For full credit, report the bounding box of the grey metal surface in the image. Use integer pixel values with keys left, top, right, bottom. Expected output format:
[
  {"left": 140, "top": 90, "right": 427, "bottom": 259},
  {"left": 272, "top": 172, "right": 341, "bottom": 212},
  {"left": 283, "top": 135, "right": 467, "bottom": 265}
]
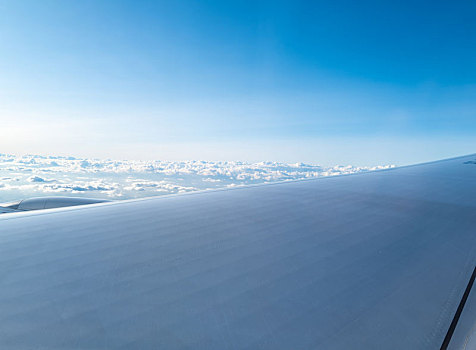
[
  {"left": 11, "top": 196, "right": 110, "bottom": 211},
  {"left": 0, "top": 206, "right": 17, "bottom": 214},
  {"left": 448, "top": 269, "right": 476, "bottom": 350},
  {"left": 0, "top": 154, "right": 476, "bottom": 349}
]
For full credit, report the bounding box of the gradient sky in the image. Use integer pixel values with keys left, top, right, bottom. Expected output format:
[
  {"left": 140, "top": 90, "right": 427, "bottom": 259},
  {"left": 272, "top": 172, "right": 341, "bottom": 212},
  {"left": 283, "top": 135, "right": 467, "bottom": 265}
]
[{"left": 1, "top": 0, "right": 475, "bottom": 165}]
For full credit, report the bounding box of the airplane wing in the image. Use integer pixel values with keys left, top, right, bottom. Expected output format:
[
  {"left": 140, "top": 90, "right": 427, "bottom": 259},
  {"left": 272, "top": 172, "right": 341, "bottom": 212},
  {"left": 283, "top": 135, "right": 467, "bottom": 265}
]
[{"left": 1, "top": 154, "right": 476, "bottom": 349}]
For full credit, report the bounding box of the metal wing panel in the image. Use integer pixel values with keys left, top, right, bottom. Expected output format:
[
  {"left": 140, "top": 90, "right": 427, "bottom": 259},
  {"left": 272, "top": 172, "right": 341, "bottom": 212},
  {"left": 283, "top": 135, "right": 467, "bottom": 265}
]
[
  {"left": 448, "top": 269, "right": 476, "bottom": 350},
  {"left": 0, "top": 155, "right": 476, "bottom": 349}
]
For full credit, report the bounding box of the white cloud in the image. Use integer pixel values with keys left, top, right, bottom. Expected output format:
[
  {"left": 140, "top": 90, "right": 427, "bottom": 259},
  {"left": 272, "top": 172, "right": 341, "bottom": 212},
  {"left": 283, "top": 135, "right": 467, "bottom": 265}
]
[
  {"left": 0, "top": 153, "right": 394, "bottom": 202},
  {"left": 202, "top": 178, "right": 221, "bottom": 182}
]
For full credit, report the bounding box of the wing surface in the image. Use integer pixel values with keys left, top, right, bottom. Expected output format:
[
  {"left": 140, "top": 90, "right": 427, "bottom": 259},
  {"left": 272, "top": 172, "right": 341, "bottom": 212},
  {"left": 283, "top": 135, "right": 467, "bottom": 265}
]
[{"left": 1, "top": 155, "right": 476, "bottom": 349}]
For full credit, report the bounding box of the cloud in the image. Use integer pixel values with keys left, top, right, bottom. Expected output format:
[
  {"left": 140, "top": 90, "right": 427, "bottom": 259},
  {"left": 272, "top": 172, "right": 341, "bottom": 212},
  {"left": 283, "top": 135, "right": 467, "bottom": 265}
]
[
  {"left": 28, "top": 176, "right": 50, "bottom": 183},
  {"left": 0, "top": 153, "right": 394, "bottom": 202},
  {"left": 123, "top": 179, "right": 197, "bottom": 194},
  {"left": 202, "top": 178, "right": 221, "bottom": 182}
]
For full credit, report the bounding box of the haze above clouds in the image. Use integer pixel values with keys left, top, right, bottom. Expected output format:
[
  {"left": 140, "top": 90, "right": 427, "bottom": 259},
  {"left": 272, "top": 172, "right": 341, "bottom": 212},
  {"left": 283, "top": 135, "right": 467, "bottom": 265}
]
[{"left": 0, "top": 154, "right": 393, "bottom": 203}]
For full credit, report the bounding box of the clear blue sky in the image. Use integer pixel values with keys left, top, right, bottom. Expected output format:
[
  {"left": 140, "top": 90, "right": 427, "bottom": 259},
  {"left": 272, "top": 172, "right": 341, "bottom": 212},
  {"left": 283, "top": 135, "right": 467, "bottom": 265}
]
[{"left": 0, "top": 0, "right": 475, "bottom": 165}]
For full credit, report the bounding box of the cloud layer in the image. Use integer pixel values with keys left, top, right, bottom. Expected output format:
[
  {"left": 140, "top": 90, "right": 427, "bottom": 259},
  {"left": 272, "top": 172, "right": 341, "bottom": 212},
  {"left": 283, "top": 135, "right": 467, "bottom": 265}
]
[{"left": 0, "top": 154, "right": 394, "bottom": 202}]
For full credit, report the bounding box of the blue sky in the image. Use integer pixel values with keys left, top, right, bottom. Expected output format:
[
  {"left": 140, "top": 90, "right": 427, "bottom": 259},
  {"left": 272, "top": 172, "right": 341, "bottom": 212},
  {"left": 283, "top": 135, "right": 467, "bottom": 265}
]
[{"left": 0, "top": 0, "right": 475, "bottom": 165}]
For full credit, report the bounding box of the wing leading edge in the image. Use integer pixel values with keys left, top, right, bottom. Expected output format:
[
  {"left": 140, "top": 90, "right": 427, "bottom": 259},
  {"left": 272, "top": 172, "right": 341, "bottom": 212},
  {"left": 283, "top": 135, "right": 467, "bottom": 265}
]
[{"left": 0, "top": 155, "right": 476, "bottom": 349}]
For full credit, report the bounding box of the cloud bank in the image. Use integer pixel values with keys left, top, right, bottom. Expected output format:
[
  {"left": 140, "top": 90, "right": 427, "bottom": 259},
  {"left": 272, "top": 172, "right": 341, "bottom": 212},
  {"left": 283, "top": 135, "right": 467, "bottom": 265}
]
[{"left": 0, "top": 154, "right": 394, "bottom": 202}]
